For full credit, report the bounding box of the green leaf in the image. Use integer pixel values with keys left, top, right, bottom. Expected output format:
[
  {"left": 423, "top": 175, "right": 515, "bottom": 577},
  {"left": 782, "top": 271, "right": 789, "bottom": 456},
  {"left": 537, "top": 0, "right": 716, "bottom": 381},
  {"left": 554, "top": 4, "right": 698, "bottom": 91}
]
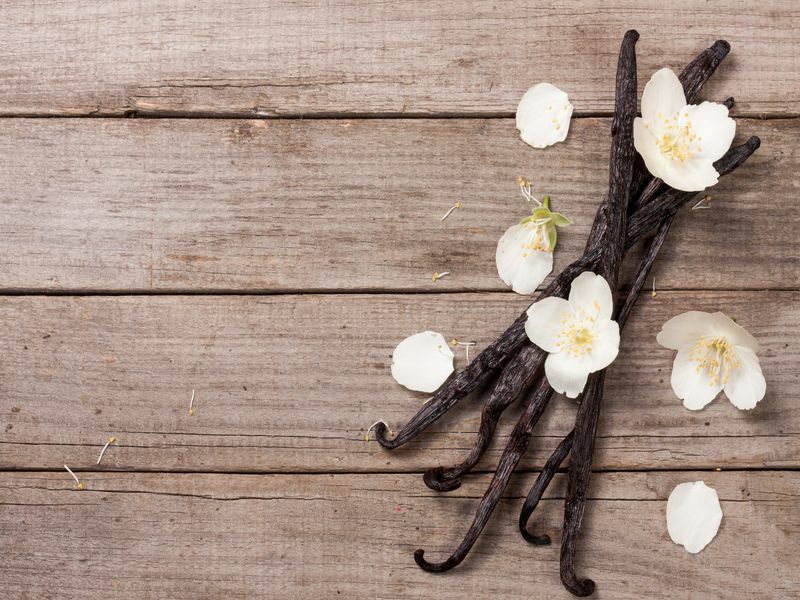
[
  {"left": 547, "top": 224, "right": 558, "bottom": 249},
  {"left": 551, "top": 212, "right": 573, "bottom": 227}
]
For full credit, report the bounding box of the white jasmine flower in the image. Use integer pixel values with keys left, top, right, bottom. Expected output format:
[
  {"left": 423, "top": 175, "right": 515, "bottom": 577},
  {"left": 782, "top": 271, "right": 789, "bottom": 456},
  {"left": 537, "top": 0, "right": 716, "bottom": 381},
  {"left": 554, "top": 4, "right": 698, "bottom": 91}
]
[
  {"left": 633, "top": 68, "right": 736, "bottom": 191},
  {"left": 496, "top": 194, "right": 572, "bottom": 295},
  {"left": 525, "top": 272, "right": 620, "bottom": 398},
  {"left": 666, "top": 481, "right": 723, "bottom": 554},
  {"left": 657, "top": 311, "right": 766, "bottom": 410},
  {"left": 391, "top": 331, "right": 454, "bottom": 393},
  {"left": 516, "top": 83, "right": 573, "bottom": 148}
]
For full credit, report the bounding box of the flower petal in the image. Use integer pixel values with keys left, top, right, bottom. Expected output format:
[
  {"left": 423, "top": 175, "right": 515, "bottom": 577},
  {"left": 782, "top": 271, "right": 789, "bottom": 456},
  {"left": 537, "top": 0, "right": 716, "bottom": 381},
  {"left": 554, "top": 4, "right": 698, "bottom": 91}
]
[
  {"left": 589, "top": 319, "right": 620, "bottom": 372},
  {"left": 685, "top": 101, "right": 736, "bottom": 162},
  {"left": 391, "top": 331, "right": 454, "bottom": 393},
  {"left": 724, "top": 346, "right": 766, "bottom": 410},
  {"left": 671, "top": 346, "right": 723, "bottom": 410},
  {"left": 525, "top": 296, "right": 573, "bottom": 352},
  {"left": 568, "top": 271, "right": 613, "bottom": 321},
  {"left": 496, "top": 222, "right": 554, "bottom": 295},
  {"left": 544, "top": 349, "right": 592, "bottom": 399},
  {"left": 657, "top": 155, "right": 720, "bottom": 192},
  {"left": 633, "top": 117, "right": 671, "bottom": 184},
  {"left": 656, "top": 311, "right": 716, "bottom": 350},
  {"left": 641, "top": 68, "right": 686, "bottom": 122},
  {"left": 709, "top": 312, "right": 760, "bottom": 352},
  {"left": 516, "top": 83, "right": 573, "bottom": 149},
  {"left": 666, "top": 481, "right": 723, "bottom": 554}
]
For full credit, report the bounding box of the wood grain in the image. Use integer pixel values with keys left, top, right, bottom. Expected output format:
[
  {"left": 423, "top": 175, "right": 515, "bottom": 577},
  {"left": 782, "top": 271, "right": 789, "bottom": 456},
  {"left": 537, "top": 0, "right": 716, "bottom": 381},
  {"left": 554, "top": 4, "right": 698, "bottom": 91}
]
[
  {"left": 0, "top": 471, "right": 797, "bottom": 599},
  {"left": 0, "top": 1, "right": 798, "bottom": 117},
  {"left": 0, "top": 118, "right": 795, "bottom": 292},
  {"left": 1, "top": 291, "right": 796, "bottom": 472}
]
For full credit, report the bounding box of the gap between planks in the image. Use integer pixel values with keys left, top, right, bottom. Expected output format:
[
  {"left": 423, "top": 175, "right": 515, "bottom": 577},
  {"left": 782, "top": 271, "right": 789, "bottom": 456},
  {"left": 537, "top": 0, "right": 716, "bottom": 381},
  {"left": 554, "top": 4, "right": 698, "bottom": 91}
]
[{"left": 1, "top": 111, "right": 799, "bottom": 120}]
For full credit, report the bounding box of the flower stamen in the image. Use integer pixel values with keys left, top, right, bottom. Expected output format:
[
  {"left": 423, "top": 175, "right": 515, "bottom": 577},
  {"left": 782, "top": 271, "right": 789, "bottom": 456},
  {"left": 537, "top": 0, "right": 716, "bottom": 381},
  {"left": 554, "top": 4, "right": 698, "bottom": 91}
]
[
  {"left": 689, "top": 336, "right": 741, "bottom": 386},
  {"left": 432, "top": 271, "right": 450, "bottom": 282},
  {"left": 64, "top": 464, "right": 84, "bottom": 490},
  {"left": 440, "top": 201, "right": 462, "bottom": 222},
  {"left": 517, "top": 176, "right": 541, "bottom": 206},
  {"left": 96, "top": 436, "right": 116, "bottom": 465}
]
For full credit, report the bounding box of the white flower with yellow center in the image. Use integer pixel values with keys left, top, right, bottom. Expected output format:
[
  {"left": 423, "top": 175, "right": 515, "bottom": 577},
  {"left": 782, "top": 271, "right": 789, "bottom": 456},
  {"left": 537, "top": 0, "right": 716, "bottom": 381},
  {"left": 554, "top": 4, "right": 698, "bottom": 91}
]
[
  {"left": 516, "top": 83, "right": 573, "bottom": 148},
  {"left": 657, "top": 311, "right": 766, "bottom": 410},
  {"left": 496, "top": 181, "right": 572, "bottom": 295},
  {"left": 633, "top": 68, "right": 736, "bottom": 192},
  {"left": 525, "top": 272, "right": 620, "bottom": 398}
]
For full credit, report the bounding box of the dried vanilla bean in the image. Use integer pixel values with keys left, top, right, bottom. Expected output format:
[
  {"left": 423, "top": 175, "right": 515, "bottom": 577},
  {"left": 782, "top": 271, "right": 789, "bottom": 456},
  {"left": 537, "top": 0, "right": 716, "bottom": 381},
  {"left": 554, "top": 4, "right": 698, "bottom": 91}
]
[
  {"left": 559, "top": 29, "right": 639, "bottom": 596},
  {"left": 424, "top": 344, "right": 546, "bottom": 491},
  {"left": 518, "top": 430, "right": 574, "bottom": 545},
  {"left": 415, "top": 376, "right": 555, "bottom": 572}
]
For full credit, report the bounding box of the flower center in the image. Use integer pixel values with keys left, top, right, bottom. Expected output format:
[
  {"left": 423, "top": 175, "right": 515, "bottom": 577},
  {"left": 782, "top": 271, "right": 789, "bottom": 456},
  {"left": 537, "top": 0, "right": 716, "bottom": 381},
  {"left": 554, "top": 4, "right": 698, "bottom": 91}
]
[
  {"left": 648, "top": 112, "right": 703, "bottom": 162},
  {"left": 556, "top": 311, "right": 598, "bottom": 357},
  {"left": 518, "top": 220, "right": 551, "bottom": 257},
  {"left": 689, "top": 336, "right": 740, "bottom": 386}
]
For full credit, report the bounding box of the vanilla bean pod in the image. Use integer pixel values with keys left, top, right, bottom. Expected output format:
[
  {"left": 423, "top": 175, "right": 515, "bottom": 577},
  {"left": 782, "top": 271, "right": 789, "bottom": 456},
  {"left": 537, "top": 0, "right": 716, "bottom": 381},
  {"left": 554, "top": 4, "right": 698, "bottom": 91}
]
[
  {"left": 518, "top": 430, "right": 575, "bottom": 545},
  {"left": 414, "top": 376, "right": 555, "bottom": 572},
  {"left": 375, "top": 40, "right": 731, "bottom": 452},
  {"left": 424, "top": 344, "right": 546, "bottom": 491},
  {"left": 559, "top": 28, "right": 639, "bottom": 597},
  {"left": 519, "top": 216, "right": 672, "bottom": 546}
]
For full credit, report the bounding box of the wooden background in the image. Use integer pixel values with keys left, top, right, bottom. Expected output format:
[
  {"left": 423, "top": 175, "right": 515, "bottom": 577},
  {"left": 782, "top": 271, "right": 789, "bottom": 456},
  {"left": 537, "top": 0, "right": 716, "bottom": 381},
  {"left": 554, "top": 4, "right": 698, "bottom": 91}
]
[{"left": 1, "top": 2, "right": 798, "bottom": 598}]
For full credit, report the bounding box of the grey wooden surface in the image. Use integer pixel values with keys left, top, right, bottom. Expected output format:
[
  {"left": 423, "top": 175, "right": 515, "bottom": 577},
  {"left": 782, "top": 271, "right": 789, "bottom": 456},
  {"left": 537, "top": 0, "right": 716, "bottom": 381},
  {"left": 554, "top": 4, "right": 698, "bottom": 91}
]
[{"left": 0, "top": 2, "right": 798, "bottom": 598}]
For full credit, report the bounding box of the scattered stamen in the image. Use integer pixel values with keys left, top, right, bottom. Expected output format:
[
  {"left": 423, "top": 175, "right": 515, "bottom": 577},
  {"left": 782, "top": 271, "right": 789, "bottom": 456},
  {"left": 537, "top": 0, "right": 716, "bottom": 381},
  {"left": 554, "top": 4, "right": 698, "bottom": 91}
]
[
  {"left": 651, "top": 278, "right": 657, "bottom": 298},
  {"left": 432, "top": 271, "right": 450, "bottom": 282},
  {"left": 440, "top": 201, "right": 462, "bottom": 222},
  {"left": 96, "top": 436, "right": 116, "bottom": 465},
  {"left": 64, "top": 464, "right": 84, "bottom": 490},
  {"left": 517, "top": 176, "right": 542, "bottom": 206},
  {"left": 188, "top": 389, "right": 195, "bottom": 416},
  {"left": 692, "top": 194, "right": 713, "bottom": 210}
]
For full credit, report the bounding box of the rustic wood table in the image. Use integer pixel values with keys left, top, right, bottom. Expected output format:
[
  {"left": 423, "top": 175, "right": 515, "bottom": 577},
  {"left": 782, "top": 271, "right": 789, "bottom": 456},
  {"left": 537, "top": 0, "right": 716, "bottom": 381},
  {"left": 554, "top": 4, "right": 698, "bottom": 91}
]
[{"left": 1, "top": 2, "right": 798, "bottom": 598}]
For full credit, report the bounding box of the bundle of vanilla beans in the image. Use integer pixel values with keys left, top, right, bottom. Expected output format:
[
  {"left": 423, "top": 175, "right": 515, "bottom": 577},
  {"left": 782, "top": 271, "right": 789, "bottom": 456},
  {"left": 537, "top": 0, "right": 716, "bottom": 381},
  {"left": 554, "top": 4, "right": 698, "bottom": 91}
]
[{"left": 373, "top": 31, "right": 760, "bottom": 597}]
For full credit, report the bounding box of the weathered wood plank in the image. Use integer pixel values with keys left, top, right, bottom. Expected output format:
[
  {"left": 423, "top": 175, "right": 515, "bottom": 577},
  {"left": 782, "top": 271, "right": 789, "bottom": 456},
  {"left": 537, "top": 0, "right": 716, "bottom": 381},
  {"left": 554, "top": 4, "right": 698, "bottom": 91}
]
[
  {"left": 0, "top": 1, "right": 798, "bottom": 116},
  {"left": 0, "top": 471, "right": 796, "bottom": 599},
  {"left": 1, "top": 292, "right": 796, "bottom": 472},
  {"left": 0, "top": 118, "right": 795, "bottom": 292}
]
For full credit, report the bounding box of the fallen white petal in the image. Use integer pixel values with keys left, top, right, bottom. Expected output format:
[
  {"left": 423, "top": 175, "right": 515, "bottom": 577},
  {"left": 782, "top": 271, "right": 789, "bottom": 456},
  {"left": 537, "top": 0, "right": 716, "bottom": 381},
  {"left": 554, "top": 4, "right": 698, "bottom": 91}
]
[
  {"left": 516, "top": 83, "right": 573, "bottom": 149},
  {"left": 391, "top": 331, "right": 454, "bottom": 393},
  {"left": 723, "top": 346, "right": 766, "bottom": 410},
  {"left": 666, "top": 481, "right": 723, "bottom": 554}
]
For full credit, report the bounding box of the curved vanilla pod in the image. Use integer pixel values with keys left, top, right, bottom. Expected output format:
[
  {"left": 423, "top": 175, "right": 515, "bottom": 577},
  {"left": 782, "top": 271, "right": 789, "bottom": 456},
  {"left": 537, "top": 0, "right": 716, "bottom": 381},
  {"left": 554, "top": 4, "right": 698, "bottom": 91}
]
[
  {"left": 414, "top": 377, "right": 554, "bottom": 572},
  {"left": 559, "top": 29, "right": 639, "bottom": 598},
  {"left": 423, "top": 344, "right": 545, "bottom": 491},
  {"left": 518, "top": 430, "right": 575, "bottom": 545}
]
